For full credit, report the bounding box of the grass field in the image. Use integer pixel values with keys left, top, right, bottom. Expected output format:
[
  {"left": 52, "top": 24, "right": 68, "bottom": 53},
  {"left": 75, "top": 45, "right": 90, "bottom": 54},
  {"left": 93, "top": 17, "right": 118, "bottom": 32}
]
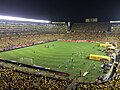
[{"left": 0, "top": 41, "right": 106, "bottom": 82}]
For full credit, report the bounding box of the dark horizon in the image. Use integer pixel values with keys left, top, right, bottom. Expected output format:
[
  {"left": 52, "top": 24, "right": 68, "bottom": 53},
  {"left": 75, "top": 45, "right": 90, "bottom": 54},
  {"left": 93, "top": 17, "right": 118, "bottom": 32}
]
[{"left": 0, "top": 0, "right": 120, "bottom": 22}]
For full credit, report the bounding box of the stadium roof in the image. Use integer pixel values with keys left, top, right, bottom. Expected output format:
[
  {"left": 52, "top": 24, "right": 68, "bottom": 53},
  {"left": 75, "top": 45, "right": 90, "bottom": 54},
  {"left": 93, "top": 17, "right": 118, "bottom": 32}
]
[{"left": 0, "top": 15, "right": 50, "bottom": 23}]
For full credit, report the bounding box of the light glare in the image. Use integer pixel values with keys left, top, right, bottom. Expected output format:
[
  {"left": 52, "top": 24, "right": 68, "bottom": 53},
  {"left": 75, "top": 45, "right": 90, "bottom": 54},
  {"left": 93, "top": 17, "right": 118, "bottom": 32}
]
[
  {"left": 0, "top": 15, "right": 50, "bottom": 23},
  {"left": 110, "top": 21, "right": 120, "bottom": 23}
]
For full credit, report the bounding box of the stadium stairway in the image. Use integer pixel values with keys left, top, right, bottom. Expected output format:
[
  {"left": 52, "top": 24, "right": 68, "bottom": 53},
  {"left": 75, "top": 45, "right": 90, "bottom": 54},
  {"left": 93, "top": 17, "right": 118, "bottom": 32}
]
[{"left": 66, "top": 78, "right": 79, "bottom": 90}]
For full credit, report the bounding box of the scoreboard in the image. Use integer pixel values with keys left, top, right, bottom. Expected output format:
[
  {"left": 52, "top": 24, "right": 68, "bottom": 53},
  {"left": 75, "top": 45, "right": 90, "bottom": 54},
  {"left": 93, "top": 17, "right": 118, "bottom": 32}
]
[
  {"left": 85, "top": 18, "right": 98, "bottom": 23},
  {"left": 110, "top": 21, "right": 120, "bottom": 33}
]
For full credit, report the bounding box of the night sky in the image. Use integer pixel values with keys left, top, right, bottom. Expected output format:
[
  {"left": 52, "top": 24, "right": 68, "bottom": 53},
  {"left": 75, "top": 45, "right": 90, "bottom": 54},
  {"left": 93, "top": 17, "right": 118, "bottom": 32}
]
[{"left": 0, "top": 0, "right": 120, "bottom": 22}]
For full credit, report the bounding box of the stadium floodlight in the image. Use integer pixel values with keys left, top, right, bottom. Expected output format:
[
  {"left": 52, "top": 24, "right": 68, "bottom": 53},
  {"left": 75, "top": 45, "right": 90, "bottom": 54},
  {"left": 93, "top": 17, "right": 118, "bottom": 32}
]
[
  {"left": 110, "top": 21, "right": 120, "bottom": 23},
  {"left": 0, "top": 15, "right": 50, "bottom": 23}
]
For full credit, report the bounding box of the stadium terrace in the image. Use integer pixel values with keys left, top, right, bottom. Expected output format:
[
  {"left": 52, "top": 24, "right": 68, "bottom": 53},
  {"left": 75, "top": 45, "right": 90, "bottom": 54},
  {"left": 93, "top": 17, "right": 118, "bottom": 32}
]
[{"left": 0, "top": 16, "right": 120, "bottom": 89}]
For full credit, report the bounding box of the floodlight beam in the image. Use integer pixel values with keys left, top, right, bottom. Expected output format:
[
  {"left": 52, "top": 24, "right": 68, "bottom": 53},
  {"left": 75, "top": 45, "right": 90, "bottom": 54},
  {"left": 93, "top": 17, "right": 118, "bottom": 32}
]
[{"left": 0, "top": 15, "right": 50, "bottom": 23}]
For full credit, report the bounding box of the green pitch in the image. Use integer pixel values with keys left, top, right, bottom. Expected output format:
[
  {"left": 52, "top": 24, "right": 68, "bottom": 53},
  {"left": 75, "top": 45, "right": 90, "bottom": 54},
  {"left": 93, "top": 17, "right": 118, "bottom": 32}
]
[{"left": 0, "top": 41, "right": 106, "bottom": 82}]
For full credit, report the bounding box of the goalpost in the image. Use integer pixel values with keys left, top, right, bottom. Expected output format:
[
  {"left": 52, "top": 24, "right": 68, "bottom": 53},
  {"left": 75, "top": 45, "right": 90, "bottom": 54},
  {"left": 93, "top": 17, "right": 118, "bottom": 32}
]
[{"left": 18, "top": 57, "right": 33, "bottom": 65}]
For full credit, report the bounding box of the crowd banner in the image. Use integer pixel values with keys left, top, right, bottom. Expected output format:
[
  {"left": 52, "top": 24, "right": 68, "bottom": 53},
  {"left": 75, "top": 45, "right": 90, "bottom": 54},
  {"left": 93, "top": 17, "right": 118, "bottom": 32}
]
[{"left": 62, "top": 40, "right": 94, "bottom": 43}]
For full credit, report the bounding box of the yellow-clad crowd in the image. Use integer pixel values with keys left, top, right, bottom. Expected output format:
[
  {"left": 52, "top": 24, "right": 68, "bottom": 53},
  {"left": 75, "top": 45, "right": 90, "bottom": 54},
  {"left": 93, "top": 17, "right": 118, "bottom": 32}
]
[
  {"left": 77, "top": 73, "right": 120, "bottom": 90},
  {"left": 0, "top": 34, "right": 65, "bottom": 51},
  {"left": 0, "top": 66, "right": 120, "bottom": 89},
  {"left": 0, "top": 33, "right": 120, "bottom": 51},
  {"left": 0, "top": 66, "right": 71, "bottom": 90}
]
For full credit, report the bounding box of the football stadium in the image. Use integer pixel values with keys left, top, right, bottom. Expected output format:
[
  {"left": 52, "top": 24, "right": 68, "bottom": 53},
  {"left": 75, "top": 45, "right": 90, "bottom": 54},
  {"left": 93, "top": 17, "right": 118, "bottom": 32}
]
[{"left": 0, "top": 15, "right": 120, "bottom": 90}]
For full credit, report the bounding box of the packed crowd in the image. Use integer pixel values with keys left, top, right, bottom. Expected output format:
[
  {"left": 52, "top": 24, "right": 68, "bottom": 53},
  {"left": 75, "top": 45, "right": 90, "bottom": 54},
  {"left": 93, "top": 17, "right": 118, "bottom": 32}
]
[
  {"left": 0, "top": 22, "right": 67, "bottom": 34},
  {"left": 77, "top": 69, "right": 120, "bottom": 90},
  {"left": 0, "top": 21, "right": 120, "bottom": 89},
  {"left": 0, "top": 34, "right": 65, "bottom": 51},
  {"left": 71, "top": 22, "right": 110, "bottom": 33},
  {"left": 0, "top": 63, "right": 120, "bottom": 89},
  {"left": 0, "top": 66, "right": 71, "bottom": 90},
  {"left": 0, "top": 33, "right": 120, "bottom": 52},
  {"left": 64, "top": 33, "right": 120, "bottom": 49},
  {"left": 77, "top": 80, "right": 120, "bottom": 89},
  {"left": 0, "top": 22, "right": 68, "bottom": 51}
]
